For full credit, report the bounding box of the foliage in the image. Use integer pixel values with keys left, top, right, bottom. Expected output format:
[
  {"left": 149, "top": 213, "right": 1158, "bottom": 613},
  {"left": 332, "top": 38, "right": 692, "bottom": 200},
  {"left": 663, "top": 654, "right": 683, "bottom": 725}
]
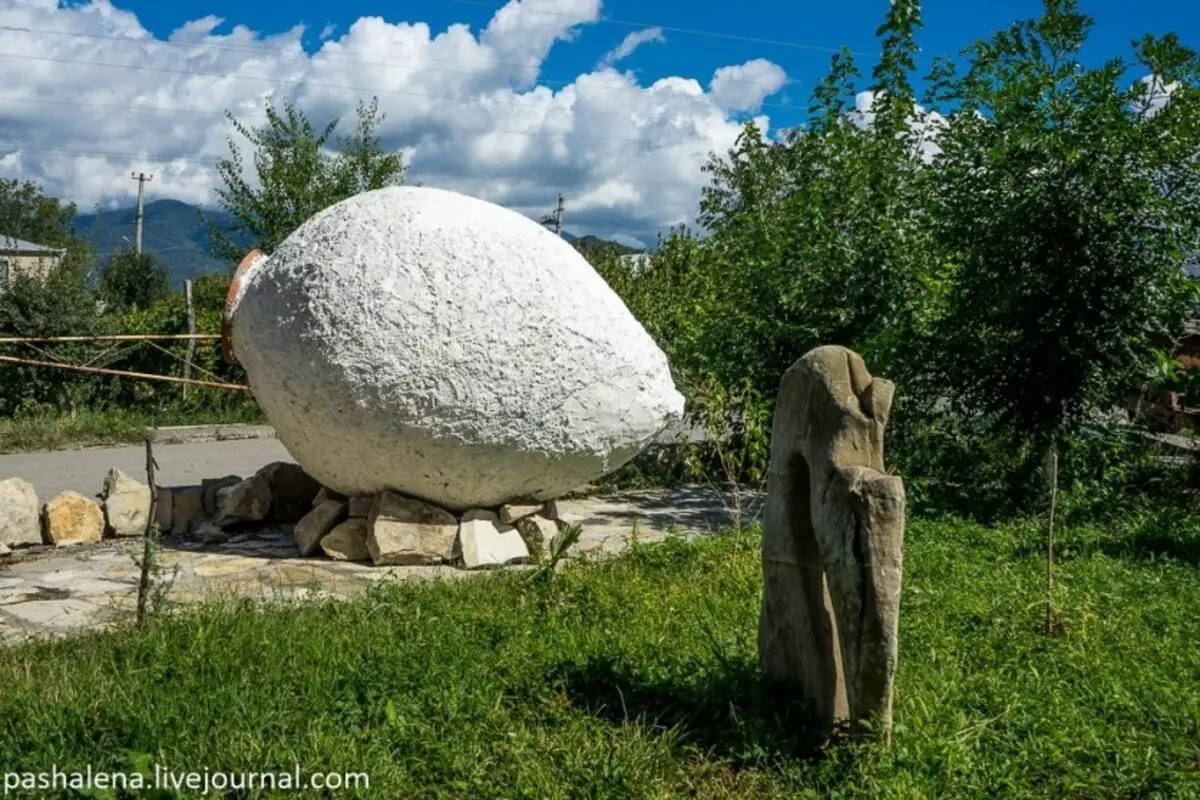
[
  {"left": 0, "top": 519, "right": 1197, "bottom": 797},
  {"left": 923, "top": 0, "right": 1200, "bottom": 446},
  {"left": 207, "top": 96, "right": 405, "bottom": 262},
  {"left": 98, "top": 248, "right": 170, "bottom": 312}
]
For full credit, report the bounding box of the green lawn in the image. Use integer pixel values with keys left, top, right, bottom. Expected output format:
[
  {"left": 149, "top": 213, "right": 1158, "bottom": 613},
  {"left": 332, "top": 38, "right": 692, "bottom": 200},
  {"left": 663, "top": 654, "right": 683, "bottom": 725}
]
[
  {"left": 0, "top": 514, "right": 1197, "bottom": 798},
  {"left": 0, "top": 408, "right": 267, "bottom": 453}
]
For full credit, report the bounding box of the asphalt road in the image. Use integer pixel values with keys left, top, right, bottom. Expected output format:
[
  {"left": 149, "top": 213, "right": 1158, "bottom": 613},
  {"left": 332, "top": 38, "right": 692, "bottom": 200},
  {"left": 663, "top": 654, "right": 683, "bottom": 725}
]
[{"left": 0, "top": 438, "right": 293, "bottom": 501}]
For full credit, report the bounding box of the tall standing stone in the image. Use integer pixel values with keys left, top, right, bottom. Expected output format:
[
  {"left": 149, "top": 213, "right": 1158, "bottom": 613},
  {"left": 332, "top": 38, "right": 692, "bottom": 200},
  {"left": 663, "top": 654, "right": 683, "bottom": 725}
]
[{"left": 758, "top": 345, "right": 905, "bottom": 737}]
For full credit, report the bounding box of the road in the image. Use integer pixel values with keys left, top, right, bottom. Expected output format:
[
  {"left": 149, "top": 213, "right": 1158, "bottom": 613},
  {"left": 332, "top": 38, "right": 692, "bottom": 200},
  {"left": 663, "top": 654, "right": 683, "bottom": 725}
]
[{"left": 0, "top": 438, "right": 292, "bottom": 500}]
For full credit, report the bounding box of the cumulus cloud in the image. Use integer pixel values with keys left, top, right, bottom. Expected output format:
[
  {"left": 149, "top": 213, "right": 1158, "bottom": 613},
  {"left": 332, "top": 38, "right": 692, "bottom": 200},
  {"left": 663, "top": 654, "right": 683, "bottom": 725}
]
[
  {"left": 848, "top": 90, "right": 946, "bottom": 161},
  {"left": 708, "top": 58, "right": 788, "bottom": 112},
  {"left": 600, "top": 27, "right": 664, "bottom": 66},
  {"left": 0, "top": 0, "right": 788, "bottom": 245}
]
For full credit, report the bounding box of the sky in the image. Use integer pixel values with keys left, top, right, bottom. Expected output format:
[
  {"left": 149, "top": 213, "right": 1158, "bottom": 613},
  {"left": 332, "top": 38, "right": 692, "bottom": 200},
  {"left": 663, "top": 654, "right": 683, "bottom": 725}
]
[{"left": 0, "top": 0, "right": 1195, "bottom": 247}]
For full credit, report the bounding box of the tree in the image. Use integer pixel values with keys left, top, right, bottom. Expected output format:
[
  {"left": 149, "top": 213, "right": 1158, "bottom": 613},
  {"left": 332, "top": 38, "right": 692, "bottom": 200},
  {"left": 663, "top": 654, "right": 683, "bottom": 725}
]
[
  {"left": 0, "top": 180, "right": 101, "bottom": 415},
  {"left": 208, "top": 97, "right": 405, "bottom": 262},
  {"left": 99, "top": 248, "right": 170, "bottom": 312},
  {"left": 924, "top": 0, "right": 1200, "bottom": 446}
]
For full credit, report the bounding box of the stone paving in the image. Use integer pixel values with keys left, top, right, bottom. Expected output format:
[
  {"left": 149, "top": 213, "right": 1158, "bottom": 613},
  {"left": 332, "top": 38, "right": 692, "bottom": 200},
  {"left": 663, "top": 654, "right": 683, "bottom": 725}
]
[{"left": 0, "top": 488, "right": 763, "bottom": 644}]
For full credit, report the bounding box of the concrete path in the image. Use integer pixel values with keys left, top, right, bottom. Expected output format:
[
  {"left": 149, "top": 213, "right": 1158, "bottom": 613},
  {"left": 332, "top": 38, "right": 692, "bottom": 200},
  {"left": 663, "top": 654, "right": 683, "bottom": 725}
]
[
  {"left": 0, "top": 487, "right": 762, "bottom": 644},
  {"left": 0, "top": 438, "right": 292, "bottom": 500}
]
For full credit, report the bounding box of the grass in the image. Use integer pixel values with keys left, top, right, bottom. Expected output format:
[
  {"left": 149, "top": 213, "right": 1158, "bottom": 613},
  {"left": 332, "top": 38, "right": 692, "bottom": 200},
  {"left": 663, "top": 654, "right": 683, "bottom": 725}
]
[
  {"left": 0, "top": 514, "right": 1197, "bottom": 798},
  {"left": 0, "top": 407, "right": 268, "bottom": 453}
]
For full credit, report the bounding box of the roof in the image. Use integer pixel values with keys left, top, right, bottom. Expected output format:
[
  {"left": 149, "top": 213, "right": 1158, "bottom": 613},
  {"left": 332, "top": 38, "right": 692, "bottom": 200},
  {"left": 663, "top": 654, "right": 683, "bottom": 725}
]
[{"left": 0, "top": 235, "right": 65, "bottom": 255}]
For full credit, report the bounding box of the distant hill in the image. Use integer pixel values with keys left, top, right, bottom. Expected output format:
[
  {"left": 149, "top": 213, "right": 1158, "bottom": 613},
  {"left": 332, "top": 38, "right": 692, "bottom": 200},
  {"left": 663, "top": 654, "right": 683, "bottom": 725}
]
[
  {"left": 74, "top": 199, "right": 640, "bottom": 290},
  {"left": 567, "top": 233, "right": 642, "bottom": 256},
  {"left": 74, "top": 199, "right": 243, "bottom": 289}
]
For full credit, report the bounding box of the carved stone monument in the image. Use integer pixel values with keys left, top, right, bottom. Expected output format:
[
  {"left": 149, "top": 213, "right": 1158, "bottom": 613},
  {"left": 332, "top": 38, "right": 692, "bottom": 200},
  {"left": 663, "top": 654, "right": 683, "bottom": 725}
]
[{"left": 758, "top": 345, "right": 906, "bottom": 737}]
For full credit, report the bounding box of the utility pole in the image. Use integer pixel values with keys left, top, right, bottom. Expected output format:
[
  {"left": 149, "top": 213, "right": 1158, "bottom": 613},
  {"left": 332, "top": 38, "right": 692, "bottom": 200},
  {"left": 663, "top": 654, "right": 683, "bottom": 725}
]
[
  {"left": 553, "top": 193, "right": 564, "bottom": 237},
  {"left": 182, "top": 280, "right": 195, "bottom": 402},
  {"left": 131, "top": 172, "right": 153, "bottom": 255}
]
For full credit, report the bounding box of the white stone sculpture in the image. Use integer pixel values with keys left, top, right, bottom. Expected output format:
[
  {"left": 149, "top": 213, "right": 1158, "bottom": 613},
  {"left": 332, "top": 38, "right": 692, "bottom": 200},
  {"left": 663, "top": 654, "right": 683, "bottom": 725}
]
[{"left": 225, "top": 186, "right": 684, "bottom": 510}]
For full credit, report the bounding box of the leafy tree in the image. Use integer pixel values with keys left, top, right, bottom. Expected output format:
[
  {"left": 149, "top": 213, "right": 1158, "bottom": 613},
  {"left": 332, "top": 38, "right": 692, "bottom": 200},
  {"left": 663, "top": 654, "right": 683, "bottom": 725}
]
[
  {"left": 99, "top": 248, "right": 170, "bottom": 312},
  {"left": 924, "top": 0, "right": 1200, "bottom": 446},
  {"left": 0, "top": 179, "right": 100, "bottom": 415},
  {"left": 208, "top": 97, "right": 405, "bottom": 262}
]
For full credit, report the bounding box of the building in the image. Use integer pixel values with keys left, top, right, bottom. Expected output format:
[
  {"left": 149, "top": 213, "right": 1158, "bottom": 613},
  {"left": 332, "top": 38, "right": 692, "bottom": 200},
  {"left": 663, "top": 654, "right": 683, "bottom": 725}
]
[{"left": 0, "top": 235, "right": 66, "bottom": 293}]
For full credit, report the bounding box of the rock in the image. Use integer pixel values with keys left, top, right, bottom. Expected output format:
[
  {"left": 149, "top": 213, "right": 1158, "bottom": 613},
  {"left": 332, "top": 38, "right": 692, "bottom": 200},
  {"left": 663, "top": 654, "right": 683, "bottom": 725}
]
[
  {"left": 312, "top": 487, "right": 347, "bottom": 507},
  {"left": 257, "top": 462, "right": 321, "bottom": 523},
  {"left": 366, "top": 491, "right": 458, "bottom": 566},
  {"left": 498, "top": 502, "right": 543, "bottom": 525},
  {"left": 202, "top": 475, "right": 242, "bottom": 517},
  {"left": 191, "top": 519, "right": 230, "bottom": 545},
  {"left": 0, "top": 477, "right": 42, "bottom": 548},
  {"left": 154, "top": 487, "right": 173, "bottom": 533},
  {"left": 100, "top": 468, "right": 151, "bottom": 538},
  {"left": 43, "top": 491, "right": 103, "bottom": 545},
  {"left": 0, "top": 542, "right": 9, "bottom": 556},
  {"left": 171, "top": 488, "right": 203, "bottom": 536},
  {"left": 347, "top": 495, "right": 374, "bottom": 518},
  {"left": 320, "top": 518, "right": 371, "bottom": 561},
  {"left": 514, "top": 514, "right": 559, "bottom": 554},
  {"left": 294, "top": 500, "right": 347, "bottom": 557},
  {"left": 541, "top": 499, "right": 560, "bottom": 521},
  {"left": 459, "top": 509, "right": 528, "bottom": 569},
  {"left": 758, "top": 345, "right": 906, "bottom": 738},
  {"left": 213, "top": 473, "right": 272, "bottom": 527},
  {"left": 226, "top": 186, "right": 685, "bottom": 510}
]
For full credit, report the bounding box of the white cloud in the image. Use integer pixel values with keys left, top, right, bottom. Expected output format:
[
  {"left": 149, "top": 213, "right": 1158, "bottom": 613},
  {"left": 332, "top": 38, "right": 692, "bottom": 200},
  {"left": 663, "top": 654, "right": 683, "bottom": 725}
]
[
  {"left": 708, "top": 58, "right": 788, "bottom": 112},
  {"left": 1138, "top": 74, "right": 1179, "bottom": 117},
  {"left": 0, "top": 0, "right": 788, "bottom": 246},
  {"left": 600, "top": 27, "right": 664, "bottom": 66},
  {"left": 848, "top": 90, "right": 946, "bottom": 162},
  {"left": 319, "top": 23, "right": 336, "bottom": 40}
]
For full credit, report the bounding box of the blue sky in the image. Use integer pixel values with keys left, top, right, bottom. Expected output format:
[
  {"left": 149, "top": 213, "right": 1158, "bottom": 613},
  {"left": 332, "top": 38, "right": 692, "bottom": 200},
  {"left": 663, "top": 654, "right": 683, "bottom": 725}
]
[
  {"left": 1, "top": 0, "right": 1195, "bottom": 243},
  {"left": 118, "top": 0, "right": 1198, "bottom": 132}
]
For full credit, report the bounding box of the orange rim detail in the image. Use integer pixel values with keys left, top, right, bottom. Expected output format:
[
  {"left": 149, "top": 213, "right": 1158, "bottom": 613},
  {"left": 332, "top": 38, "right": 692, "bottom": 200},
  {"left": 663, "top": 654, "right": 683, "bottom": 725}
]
[{"left": 221, "top": 249, "right": 263, "bottom": 365}]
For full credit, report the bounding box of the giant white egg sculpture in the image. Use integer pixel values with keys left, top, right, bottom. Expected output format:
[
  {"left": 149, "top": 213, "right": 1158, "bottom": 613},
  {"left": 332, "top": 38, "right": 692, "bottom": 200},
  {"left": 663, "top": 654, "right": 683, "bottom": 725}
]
[{"left": 225, "top": 186, "right": 685, "bottom": 510}]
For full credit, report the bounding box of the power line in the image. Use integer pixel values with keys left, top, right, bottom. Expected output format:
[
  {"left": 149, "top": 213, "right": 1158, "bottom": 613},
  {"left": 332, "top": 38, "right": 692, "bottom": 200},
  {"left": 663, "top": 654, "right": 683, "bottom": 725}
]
[
  {"left": 0, "top": 23, "right": 794, "bottom": 90},
  {"left": 0, "top": 95, "right": 771, "bottom": 147},
  {"left": 446, "top": 0, "right": 872, "bottom": 56},
  {"left": 0, "top": 50, "right": 796, "bottom": 117},
  {"left": 0, "top": 50, "right": 801, "bottom": 116}
]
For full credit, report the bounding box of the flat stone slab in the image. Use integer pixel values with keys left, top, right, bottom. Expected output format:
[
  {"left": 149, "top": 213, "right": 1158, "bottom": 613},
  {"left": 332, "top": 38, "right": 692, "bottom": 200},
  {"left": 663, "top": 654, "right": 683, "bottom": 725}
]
[{"left": 0, "top": 488, "right": 760, "bottom": 641}]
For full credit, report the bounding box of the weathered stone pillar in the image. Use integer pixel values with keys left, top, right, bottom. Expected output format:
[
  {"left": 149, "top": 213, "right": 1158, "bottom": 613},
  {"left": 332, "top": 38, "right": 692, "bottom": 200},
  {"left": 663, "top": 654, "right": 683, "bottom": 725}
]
[{"left": 758, "top": 345, "right": 906, "bottom": 736}]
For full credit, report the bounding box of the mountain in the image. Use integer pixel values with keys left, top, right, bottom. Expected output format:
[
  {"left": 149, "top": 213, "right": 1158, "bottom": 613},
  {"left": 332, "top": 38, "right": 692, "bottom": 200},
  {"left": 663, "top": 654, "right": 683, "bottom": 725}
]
[
  {"left": 567, "top": 234, "right": 643, "bottom": 256},
  {"left": 74, "top": 199, "right": 640, "bottom": 290},
  {"left": 74, "top": 199, "right": 243, "bottom": 288}
]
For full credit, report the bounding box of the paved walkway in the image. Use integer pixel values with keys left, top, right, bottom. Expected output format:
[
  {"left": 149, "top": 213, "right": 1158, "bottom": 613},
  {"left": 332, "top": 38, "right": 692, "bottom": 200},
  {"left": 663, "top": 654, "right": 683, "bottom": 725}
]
[{"left": 0, "top": 487, "right": 763, "bottom": 644}]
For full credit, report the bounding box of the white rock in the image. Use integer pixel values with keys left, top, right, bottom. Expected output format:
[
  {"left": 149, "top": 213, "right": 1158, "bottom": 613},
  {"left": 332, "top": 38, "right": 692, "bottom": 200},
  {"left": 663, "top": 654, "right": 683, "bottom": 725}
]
[
  {"left": 320, "top": 518, "right": 371, "bottom": 561},
  {"left": 458, "top": 509, "right": 528, "bottom": 569},
  {"left": 367, "top": 491, "right": 458, "bottom": 566},
  {"left": 228, "top": 186, "right": 684, "bottom": 510},
  {"left": 100, "top": 468, "right": 152, "bottom": 538},
  {"left": 498, "top": 503, "right": 542, "bottom": 525},
  {"left": 0, "top": 477, "right": 42, "bottom": 548},
  {"left": 213, "top": 474, "right": 271, "bottom": 527},
  {"left": 171, "top": 488, "right": 203, "bottom": 536},
  {"left": 514, "top": 514, "right": 559, "bottom": 554},
  {"left": 154, "top": 487, "right": 173, "bottom": 533},
  {"left": 295, "top": 500, "right": 347, "bottom": 557}
]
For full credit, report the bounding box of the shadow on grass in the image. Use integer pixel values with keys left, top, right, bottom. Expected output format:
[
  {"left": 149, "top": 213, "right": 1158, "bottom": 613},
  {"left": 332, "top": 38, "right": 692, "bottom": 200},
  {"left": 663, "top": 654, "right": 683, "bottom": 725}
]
[
  {"left": 1091, "top": 531, "right": 1200, "bottom": 566},
  {"left": 555, "top": 654, "right": 826, "bottom": 765}
]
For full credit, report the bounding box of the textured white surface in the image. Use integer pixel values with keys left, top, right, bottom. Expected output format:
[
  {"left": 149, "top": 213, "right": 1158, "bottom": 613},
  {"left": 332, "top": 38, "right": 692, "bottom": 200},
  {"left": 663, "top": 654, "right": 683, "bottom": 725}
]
[
  {"left": 230, "top": 186, "right": 684, "bottom": 509},
  {"left": 459, "top": 509, "right": 528, "bottom": 568}
]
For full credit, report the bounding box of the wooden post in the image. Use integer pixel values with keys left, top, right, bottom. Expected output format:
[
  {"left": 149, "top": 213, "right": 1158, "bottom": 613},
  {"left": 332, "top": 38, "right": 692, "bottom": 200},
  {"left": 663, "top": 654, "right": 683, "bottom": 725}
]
[
  {"left": 136, "top": 438, "right": 158, "bottom": 630},
  {"left": 183, "top": 280, "right": 195, "bottom": 402},
  {"left": 1045, "top": 445, "right": 1058, "bottom": 636}
]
